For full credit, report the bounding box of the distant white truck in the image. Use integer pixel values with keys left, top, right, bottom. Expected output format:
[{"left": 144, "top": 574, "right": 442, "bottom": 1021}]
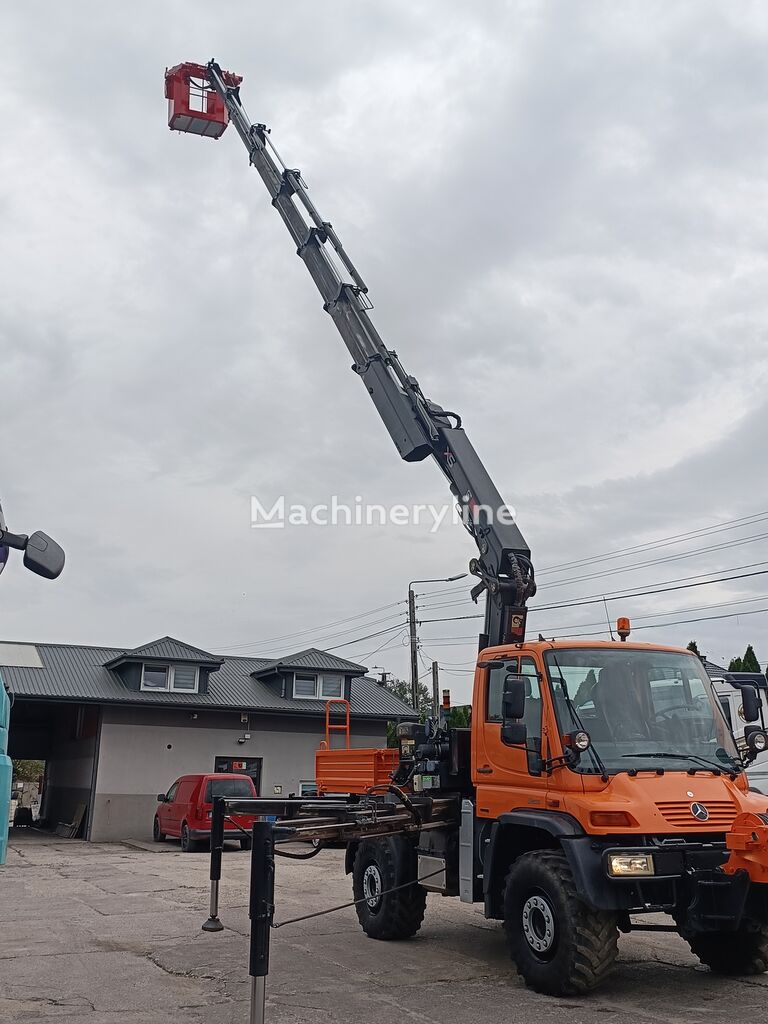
[{"left": 712, "top": 671, "right": 768, "bottom": 792}]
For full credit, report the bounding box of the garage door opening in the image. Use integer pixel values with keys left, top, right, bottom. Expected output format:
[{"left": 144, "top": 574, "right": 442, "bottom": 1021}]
[{"left": 8, "top": 700, "right": 99, "bottom": 839}]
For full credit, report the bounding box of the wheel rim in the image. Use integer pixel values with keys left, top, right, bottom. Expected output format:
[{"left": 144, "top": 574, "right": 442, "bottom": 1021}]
[
  {"left": 363, "top": 864, "right": 383, "bottom": 911},
  {"left": 522, "top": 893, "right": 556, "bottom": 959}
]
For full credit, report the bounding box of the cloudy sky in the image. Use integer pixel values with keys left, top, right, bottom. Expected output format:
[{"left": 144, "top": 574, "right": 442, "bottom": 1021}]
[{"left": 3, "top": 1, "right": 768, "bottom": 700}]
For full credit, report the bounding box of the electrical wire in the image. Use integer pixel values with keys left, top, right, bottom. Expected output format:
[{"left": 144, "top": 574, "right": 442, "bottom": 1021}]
[{"left": 536, "top": 510, "right": 768, "bottom": 575}]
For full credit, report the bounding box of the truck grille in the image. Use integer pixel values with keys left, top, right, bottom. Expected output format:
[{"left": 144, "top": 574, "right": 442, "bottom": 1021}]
[{"left": 656, "top": 800, "right": 736, "bottom": 828}]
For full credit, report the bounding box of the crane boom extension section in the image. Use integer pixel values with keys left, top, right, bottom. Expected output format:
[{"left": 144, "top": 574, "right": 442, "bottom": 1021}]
[{"left": 203, "top": 60, "right": 535, "bottom": 647}]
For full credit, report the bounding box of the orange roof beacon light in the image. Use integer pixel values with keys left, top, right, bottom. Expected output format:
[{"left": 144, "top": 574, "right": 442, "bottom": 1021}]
[
  {"left": 616, "top": 617, "right": 631, "bottom": 641},
  {"left": 164, "top": 62, "right": 242, "bottom": 139}
]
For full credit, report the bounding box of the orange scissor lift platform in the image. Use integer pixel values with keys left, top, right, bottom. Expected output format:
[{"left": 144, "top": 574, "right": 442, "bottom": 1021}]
[{"left": 315, "top": 699, "right": 399, "bottom": 795}]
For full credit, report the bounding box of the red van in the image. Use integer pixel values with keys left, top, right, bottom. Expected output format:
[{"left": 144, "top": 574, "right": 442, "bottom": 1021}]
[{"left": 153, "top": 773, "right": 258, "bottom": 852}]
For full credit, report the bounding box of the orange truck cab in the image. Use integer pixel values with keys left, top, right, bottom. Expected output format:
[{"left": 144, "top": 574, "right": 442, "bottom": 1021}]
[
  {"left": 330, "top": 639, "right": 768, "bottom": 995},
  {"left": 154, "top": 773, "right": 257, "bottom": 852}
]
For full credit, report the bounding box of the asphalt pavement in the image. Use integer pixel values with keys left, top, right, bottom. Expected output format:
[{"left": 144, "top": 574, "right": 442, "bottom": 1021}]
[{"left": 2, "top": 830, "right": 767, "bottom": 1023}]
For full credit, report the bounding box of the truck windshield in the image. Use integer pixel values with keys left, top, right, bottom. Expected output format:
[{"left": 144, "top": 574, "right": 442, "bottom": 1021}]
[{"left": 544, "top": 648, "right": 741, "bottom": 775}]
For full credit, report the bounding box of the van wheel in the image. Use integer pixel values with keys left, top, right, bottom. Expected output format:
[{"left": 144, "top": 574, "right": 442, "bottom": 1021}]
[
  {"left": 153, "top": 817, "right": 166, "bottom": 842},
  {"left": 240, "top": 837, "right": 252, "bottom": 851},
  {"left": 503, "top": 850, "right": 618, "bottom": 996},
  {"left": 352, "top": 836, "right": 426, "bottom": 940},
  {"left": 180, "top": 823, "right": 199, "bottom": 853}
]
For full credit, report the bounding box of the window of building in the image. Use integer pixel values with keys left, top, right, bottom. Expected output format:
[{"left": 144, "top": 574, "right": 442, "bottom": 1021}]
[
  {"left": 299, "top": 781, "right": 318, "bottom": 796},
  {"left": 293, "top": 672, "right": 345, "bottom": 699},
  {"left": 293, "top": 673, "right": 318, "bottom": 698},
  {"left": 142, "top": 665, "right": 169, "bottom": 691},
  {"left": 140, "top": 664, "right": 199, "bottom": 693},
  {"left": 320, "top": 674, "right": 343, "bottom": 698},
  {"left": 171, "top": 665, "right": 198, "bottom": 691}
]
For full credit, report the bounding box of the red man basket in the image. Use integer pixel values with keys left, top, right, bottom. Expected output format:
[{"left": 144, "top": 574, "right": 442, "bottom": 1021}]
[{"left": 164, "top": 62, "right": 242, "bottom": 139}]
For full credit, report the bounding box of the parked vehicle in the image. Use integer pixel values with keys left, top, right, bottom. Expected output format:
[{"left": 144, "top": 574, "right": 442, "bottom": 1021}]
[
  {"left": 154, "top": 773, "right": 257, "bottom": 852},
  {"left": 713, "top": 672, "right": 768, "bottom": 793}
]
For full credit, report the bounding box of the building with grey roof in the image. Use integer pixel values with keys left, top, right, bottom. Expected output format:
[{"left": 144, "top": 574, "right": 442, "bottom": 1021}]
[{"left": 2, "top": 636, "right": 414, "bottom": 842}]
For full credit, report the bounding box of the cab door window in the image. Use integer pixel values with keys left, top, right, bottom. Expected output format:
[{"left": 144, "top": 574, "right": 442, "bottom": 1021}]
[{"left": 520, "top": 657, "right": 543, "bottom": 774}]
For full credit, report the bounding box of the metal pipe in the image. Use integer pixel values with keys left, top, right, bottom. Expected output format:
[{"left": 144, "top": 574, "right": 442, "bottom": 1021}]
[
  {"left": 248, "top": 820, "right": 275, "bottom": 1022},
  {"left": 249, "top": 976, "right": 266, "bottom": 1024},
  {"left": 202, "top": 796, "right": 225, "bottom": 931}
]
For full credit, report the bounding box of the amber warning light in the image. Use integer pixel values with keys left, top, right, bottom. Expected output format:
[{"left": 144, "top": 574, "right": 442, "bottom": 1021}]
[
  {"left": 617, "top": 617, "right": 631, "bottom": 641},
  {"left": 164, "top": 62, "right": 242, "bottom": 139}
]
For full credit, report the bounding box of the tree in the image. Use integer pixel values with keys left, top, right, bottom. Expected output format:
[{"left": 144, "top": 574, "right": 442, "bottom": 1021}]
[
  {"left": 384, "top": 676, "right": 432, "bottom": 745},
  {"left": 12, "top": 759, "right": 44, "bottom": 783},
  {"left": 728, "top": 645, "right": 762, "bottom": 674},
  {"left": 686, "top": 640, "right": 701, "bottom": 657},
  {"left": 742, "top": 645, "right": 761, "bottom": 673}
]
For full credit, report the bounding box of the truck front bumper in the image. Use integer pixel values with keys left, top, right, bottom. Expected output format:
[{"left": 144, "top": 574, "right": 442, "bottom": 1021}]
[{"left": 564, "top": 836, "right": 768, "bottom": 932}]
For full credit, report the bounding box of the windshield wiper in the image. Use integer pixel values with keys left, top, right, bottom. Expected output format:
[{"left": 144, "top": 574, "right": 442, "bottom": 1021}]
[
  {"left": 550, "top": 653, "right": 608, "bottom": 780},
  {"left": 621, "top": 752, "right": 740, "bottom": 775}
]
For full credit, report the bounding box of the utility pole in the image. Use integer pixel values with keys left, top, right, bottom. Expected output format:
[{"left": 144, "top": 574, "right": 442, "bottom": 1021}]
[
  {"left": 408, "top": 588, "right": 419, "bottom": 712},
  {"left": 407, "top": 573, "right": 468, "bottom": 714},
  {"left": 431, "top": 661, "right": 440, "bottom": 718}
]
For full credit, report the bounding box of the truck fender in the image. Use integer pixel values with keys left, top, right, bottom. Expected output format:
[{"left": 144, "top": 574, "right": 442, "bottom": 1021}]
[
  {"left": 483, "top": 810, "right": 584, "bottom": 919},
  {"left": 345, "top": 840, "right": 359, "bottom": 875}
]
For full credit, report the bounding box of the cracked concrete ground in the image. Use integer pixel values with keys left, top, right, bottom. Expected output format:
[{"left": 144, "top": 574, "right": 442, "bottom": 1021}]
[{"left": 2, "top": 830, "right": 767, "bottom": 1023}]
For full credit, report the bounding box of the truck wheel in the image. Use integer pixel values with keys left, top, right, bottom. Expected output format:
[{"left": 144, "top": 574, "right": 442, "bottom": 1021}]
[
  {"left": 686, "top": 923, "right": 768, "bottom": 975},
  {"left": 153, "top": 817, "right": 166, "bottom": 842},
  {"left": 352, "top": 836, "right": 426, "bottom": 940},
  {"left": 503, "top": 850, "right": 619, "bottom": 996}
]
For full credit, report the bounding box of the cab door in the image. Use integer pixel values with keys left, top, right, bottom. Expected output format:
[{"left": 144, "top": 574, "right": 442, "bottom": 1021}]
[{"left": 473, "top": 655, "right": 550, "bottom": 819}]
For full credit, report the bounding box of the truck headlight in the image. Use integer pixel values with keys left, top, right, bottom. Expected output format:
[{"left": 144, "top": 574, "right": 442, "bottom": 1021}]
[{"left": 607, "top": 853, "right": 655, "bottom": 877}]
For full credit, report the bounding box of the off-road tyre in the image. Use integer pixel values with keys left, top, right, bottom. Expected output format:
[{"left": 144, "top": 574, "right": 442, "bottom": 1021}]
[
  {"left": 352, "top": 836, "right": 426, "bottom": 940},
  {"left": 503, "top": 850, "right": 619, "bottom": 996},
  {"left": 686, "top": 924, "right": 768, "bottom": 975},
  {"left": 180, "top": 823, "right": 200, "bottom": 853},
  {"left": 152, "top": 816, "right": 166, "bottom": 842}
]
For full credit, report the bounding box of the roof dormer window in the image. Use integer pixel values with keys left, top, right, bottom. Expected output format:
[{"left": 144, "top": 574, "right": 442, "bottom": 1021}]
[
  {"left": 140, "top": 664, "right": 199, "bottom": 693},
  {"left": 292, "top": 671, "right": 343, "bottom": 700}
]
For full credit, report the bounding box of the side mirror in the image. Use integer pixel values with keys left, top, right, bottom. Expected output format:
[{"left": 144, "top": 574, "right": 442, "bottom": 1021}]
[
  {"left": 23, "top": 531, "right": 65, "bottom": 580},
  {"left": 502, "top": 675, "right": 527, "bottom": 720},
  {"left": 741, "top": 685, "right": 762, "bottom": 724},
  {"left": 502, "top": 722, "right": 527, "bottom": 745},
  {"left": 501, "top": 674, "right": 527, "bottom": 746},
  {"left": 156, "top": 793, "right": 167, "bottom": 803}
]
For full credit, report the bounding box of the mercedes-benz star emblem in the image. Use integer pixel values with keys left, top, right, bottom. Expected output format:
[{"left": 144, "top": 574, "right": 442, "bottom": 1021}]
[{"left": 690, "top": 802, "right": 710, "bottom": 822}]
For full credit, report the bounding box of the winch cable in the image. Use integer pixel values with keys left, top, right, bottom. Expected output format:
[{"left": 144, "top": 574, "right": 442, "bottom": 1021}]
[{"left": 271, "top": 867, "right": 446, "bottom": 930}]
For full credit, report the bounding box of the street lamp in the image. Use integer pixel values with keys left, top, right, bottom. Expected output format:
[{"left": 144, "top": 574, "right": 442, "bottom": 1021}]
[{"left": 407, "top": 573, "right": 468, "bottom": 711}]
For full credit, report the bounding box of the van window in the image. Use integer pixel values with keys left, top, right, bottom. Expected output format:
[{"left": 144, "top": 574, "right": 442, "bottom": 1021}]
[
  {"left": 165, "top": 782, "right": 179, "bottom": 802},
  {"left": 204, "top": 778, "right": 254, "bottom": 802}
]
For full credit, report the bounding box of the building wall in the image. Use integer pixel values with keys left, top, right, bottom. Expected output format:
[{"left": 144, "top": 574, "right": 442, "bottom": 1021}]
[{"left": 90, "top": 705, "right": 386, "bottom": 841}]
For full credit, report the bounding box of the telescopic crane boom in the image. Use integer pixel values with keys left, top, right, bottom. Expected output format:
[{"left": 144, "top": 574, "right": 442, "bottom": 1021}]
[{"left": 194, "top": 61, "right": 535, "bottom": 647}]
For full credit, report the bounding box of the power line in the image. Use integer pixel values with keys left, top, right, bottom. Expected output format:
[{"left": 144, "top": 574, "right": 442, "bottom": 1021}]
[
  {"left": 415, "top": 603, "right": 768, "bottom": 646},
  {"left": 536, "top": 510, "right": 768, "bottom": 575},
  {"left": 417, "top": 563, "right": 768, "bottom": 625},
  {"left": 211, "top": 598, "right": 406, "bottom": 652},
  {"left": 537, "top": 531, "right": 768, "bottom": 590}
]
